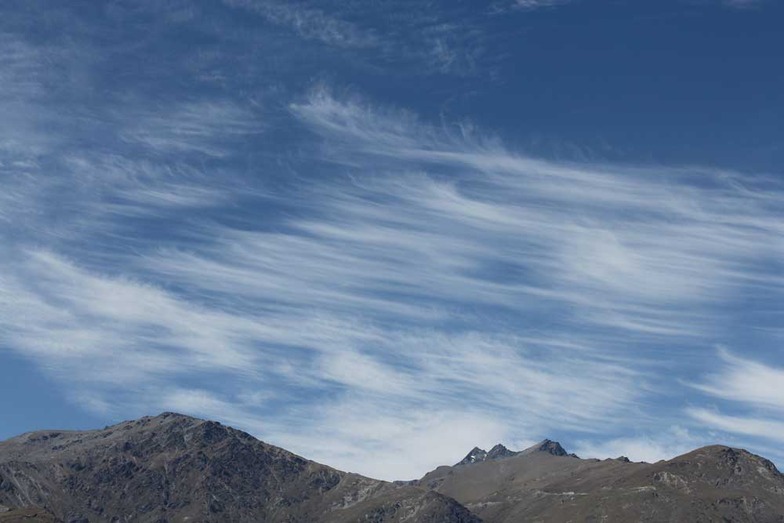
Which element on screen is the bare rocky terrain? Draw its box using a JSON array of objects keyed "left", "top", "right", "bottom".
[
  {"left": 2, "top": 413, "right": 784, "bottom": 522},
  {"left": 0, "top": 413, "right": 476, "bottom": 523},
  {"left": 418, "top": 440, "right": 784, "bottom": 522}
]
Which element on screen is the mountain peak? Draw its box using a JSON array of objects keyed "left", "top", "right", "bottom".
[
  {"left": 522, "top": 439, "right": 569, "bottom": 457},
  {"left": 456, "top": 439, "right": 573, "bottom": 467},
  {"left": 0, "top": 414, "right": 480, "bottom": 522},
  {"left": 456, "top": 443, "right": 520, "bottom": 466},
  {"left": 487, "top": 443, "right": 517, "bottom": 460},
  {"left": 456, "top": 446, "right": 488, "bottom": 466}
]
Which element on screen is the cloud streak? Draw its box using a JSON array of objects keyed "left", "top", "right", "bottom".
[
  {"left": 4, "top": 85, "right": 784, "bottom": 476},
  {"left": 687, "top": 350, "right": 784, "bottom": 450},
  {"left": 695, "top": 349, "right": 784, "bottom": 413},
  {"left": 289, "top": 89, "right": 784, "bottom": 335},
  {"left": 223, "top": 0, "right": 379, "bottom": 49},
  {"left": 1, "top": 1, "right": 783, "bottom": 480}
]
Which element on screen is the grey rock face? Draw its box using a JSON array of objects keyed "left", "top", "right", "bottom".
[
  {"left": 455, "top": 439, "right": 571, "bottom": 467},
  {"left": 5, "top": 414, "right": 784, "bottom": 523},
  {"left": 421, "top": 441, "right": 784, "bottom": 522},
  {"left": 0, "top": 413, "right": 479, "bottom": 523},
  {"left": 524, "top": 439, "right": 568, "bottom": 457},
  {"left": 456, "top": 447, "right": 489, "bottom": 466},
  {"left": 485, "top": 444, "right": 516, "bottom": 461}
]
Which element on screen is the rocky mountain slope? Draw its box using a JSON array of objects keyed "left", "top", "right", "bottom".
[
  {"left": 0, "top": 413, "right": 477, "bottom": 523},
  {"left": 419, "top": 440, "right": 784, "bottom": 522},
  {"left": 3, "top": 413, "right": 784, "bottom": 522}
]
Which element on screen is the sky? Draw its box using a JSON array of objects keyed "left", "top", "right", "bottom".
[{"left": 1, "top": 0, "right": 783, "bottom": 481}]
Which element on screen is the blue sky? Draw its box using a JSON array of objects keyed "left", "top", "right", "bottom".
[{"left": 1, "top": 0, "right": 783, "bottom": 480}]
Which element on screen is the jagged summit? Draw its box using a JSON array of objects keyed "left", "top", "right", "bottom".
[
  {"left": 487, "top": 443, "right": 517, "bottom": 460},
  {"left": 457, "top": 446, "right": 488, "bottom": 466},
  {"left": 521, "top": 439, "right": 569, "bottom": 457},
  {"left": 455, "top": 439, "right": 573, "bottom": 467}
]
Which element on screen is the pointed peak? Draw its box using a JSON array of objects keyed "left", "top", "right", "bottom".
[
  {"left": 456, "top": 447, "right": 488, "bottom": 466},
  {"left": 455, "top": 439, "right": 572, "bottom": 468},
  {"left": 487, "top": 443, "right": 518, "bottom": 460},
  {"left": 523, "top": 439, "right": 569, "bottom": 457},
  {"left": 456, "top": 443, "right": 521, "bottom": 466}
]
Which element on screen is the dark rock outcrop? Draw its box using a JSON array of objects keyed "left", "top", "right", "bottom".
[
  {"left": 456, "top": 447, "right": 488, "bottom": 466},
  {"left": 522, "top": 439, "right": 568, "bottom": 457},
  {"left": 0, "top": 413, "right": 478, "bottom": 523},
  {"left": 455, "top": 439, "right": 571, "bottom": 467}
]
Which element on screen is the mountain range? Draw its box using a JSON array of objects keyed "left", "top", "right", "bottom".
[{"left": 2, "top": 413, "right": 783, "bottom": 522}]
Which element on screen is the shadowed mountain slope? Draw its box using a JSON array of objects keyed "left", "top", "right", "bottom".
[
  {"left": 4, "top": 415, "right": 784, "bottom": 522},
  {"left": 419, "top": 440, "right": 784, "bottom": 522},
  {"left": 0, "top": 413, "right": 478, "bottom": 523}
]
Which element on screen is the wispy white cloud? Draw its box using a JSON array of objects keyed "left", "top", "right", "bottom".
[
  {"left": 688, "top": 408, "right": 784, "bottom": 443},
  {"left": 512, "top": 0, "right": 572, "bottom": 11},
  {"left": 220, "top": 0, "right": 487, "bottom": 76},
  {"left": 509, "top": 0, "right": 759, "bottom": 11},
  {"left": 0, "top": 34, "right": 71, "bottom": 230},
  {"left": 288, "top": 88, "right": 784, "bottom": 336},
  {"left": 0, "top": 35, "right": 46, "bottom": 100},
  {"left": 3, "top": 81, "right": 783, "bottom": 478},
  {"left": 694, "top": 348, "right": 784, "bottom": 413},
  {"left": 0, "top": 244, "right": 643, "bottom": 477},
  {"left": 222, "top": 0, "right": 378, "bottom": 49},
  {"left": 687, "top": 349, "right": 784, "bottom": 454},
  {"left": 2, "top": 0, "right": 783, "bottom": 486},
  {"left": 119, "top": 100, "right": 262, "bottom": 157},
  {"left": 722, "top": 0, "right": 766, "bottom": 9},
  {"left": 0, "top": 250, "right": 261, "bottom": 375},
  {"left": 273, "top": 403, "right": 509, "bottom": 479},
  {"left": 67, "top": 89, "right": 768, "bottom": 475},
  {"left": 2, "top": 6, "right": 783, "bottom": 480}
]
